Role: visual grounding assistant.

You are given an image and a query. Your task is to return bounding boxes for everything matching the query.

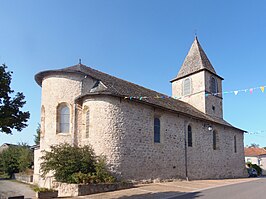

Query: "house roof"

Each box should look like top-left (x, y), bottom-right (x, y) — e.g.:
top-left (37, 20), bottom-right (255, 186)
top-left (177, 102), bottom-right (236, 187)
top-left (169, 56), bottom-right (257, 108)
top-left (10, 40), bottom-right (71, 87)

top-left (35, 64), bottom-right (244, 132)
top-left (171, 37), bottom-right (223, 82)
top-left (0, 143), bottom-right (18, 147)
top-left (244, 147), bottom-right (266, 157)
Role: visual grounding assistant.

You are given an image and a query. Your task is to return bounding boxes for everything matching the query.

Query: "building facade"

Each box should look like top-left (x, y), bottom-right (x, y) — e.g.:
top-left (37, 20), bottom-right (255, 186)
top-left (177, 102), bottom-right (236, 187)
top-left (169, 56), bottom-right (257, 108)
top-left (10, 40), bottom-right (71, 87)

top-left (245, 147), bottom-right (266, 175)
top-left (34, 38), bottom-right (247, 188)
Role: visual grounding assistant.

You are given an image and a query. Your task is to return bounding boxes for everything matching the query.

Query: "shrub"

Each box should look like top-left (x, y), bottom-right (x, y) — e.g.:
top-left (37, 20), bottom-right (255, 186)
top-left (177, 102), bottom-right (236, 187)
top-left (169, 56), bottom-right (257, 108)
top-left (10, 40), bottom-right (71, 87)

top-left (0, 144), bottom-right (33, 178)
top-left (33, 186), bottom-right (56, 192)
top-left (40, 143), bottom-right (116, 184)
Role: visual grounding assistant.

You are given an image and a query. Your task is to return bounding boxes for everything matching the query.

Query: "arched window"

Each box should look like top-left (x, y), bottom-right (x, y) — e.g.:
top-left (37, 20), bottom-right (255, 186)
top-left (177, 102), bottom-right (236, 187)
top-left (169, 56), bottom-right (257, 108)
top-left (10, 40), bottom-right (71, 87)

top-left (85, 110), bottom-right (90, 138)
top-left (57, 104), bottom-right (70, 133)
top-left (234, 135), bottom-right (237, 153)
top-left (41, 106), bottom-right (45, 137)
top-left (188, 125), bottom-right (192, 147)
top-left (210, 76), bottom-right (218, 94)
top-left (154, 117), bottom-right (160, 143)
top-left (213, 131), bottom-right (217, 150)
top-left (183, 78), bottom-right (191, 96)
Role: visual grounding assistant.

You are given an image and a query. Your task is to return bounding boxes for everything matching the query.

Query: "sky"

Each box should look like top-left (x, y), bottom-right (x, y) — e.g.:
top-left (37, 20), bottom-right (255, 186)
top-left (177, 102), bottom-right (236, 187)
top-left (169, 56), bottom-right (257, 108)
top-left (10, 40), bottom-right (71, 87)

top-left (0, 0), bottom-right (265, 147)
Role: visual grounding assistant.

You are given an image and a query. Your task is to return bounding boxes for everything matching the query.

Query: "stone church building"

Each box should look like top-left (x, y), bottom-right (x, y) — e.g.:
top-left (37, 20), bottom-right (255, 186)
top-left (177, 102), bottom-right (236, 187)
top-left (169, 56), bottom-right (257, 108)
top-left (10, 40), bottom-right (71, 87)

top-left (34, 37), bottom-right (246, 187)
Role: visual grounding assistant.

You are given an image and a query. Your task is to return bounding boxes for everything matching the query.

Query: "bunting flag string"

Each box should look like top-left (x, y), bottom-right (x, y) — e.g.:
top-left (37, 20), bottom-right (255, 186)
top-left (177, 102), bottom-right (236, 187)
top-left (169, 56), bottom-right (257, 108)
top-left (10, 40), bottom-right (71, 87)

top-left (123, 85), bottom-right (266, 100)
top-left (245, 130), bottom-right (266, 135)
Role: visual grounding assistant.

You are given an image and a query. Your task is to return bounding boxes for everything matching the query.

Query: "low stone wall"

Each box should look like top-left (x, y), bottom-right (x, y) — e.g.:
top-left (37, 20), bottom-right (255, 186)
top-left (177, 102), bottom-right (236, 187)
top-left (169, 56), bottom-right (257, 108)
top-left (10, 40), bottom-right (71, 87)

top-left (14, 173), bottom-right (33, 184)
top-left (53, 182), bottom-right (134, 197)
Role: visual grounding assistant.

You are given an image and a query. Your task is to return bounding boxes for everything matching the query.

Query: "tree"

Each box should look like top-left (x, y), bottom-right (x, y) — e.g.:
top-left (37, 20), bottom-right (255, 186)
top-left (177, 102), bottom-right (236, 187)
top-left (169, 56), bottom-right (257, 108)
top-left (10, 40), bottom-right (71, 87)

top-left (34, 124), bottom-right (41, 145)
top-left (0, 64), bottom-right (30, 134)
top-left (0, 144), bottom-right (33, 177)
top-left (249, 143), bottom-right (260, 148)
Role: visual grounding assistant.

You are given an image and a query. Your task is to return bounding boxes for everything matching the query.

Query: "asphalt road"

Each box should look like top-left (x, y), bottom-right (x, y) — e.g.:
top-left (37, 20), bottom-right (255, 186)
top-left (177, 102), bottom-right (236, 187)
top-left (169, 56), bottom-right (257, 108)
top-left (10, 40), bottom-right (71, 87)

top-left (175, 177), bottom-right (266, 199)
top-left (0, 179), bottom-right (35, 199)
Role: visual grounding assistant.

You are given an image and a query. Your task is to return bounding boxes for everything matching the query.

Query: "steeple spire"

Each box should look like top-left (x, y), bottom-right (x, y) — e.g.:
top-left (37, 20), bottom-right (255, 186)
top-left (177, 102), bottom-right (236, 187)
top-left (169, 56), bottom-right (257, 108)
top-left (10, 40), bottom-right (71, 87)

top-left (172, 37), bottom-right (219, 82)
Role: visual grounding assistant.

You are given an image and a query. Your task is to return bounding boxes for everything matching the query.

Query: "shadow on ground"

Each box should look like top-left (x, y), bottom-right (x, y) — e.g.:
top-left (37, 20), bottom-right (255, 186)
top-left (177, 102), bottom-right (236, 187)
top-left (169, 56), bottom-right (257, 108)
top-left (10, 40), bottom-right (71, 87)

top-left (117, 191), bottom-right (202, 199)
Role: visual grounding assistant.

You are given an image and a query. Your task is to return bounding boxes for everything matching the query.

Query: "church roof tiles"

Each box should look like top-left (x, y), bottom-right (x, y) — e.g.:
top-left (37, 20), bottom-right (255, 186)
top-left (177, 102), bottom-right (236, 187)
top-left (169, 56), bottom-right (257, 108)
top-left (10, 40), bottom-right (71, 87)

top-left (35, 63), bottom-right (242, 132)
top-left (171, 37), bottom-right (223, 82)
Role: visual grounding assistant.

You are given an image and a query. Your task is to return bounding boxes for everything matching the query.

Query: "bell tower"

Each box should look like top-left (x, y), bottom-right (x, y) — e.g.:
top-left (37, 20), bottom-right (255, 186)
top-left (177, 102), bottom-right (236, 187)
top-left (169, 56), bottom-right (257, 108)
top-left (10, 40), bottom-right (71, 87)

top-left (171, 37), bottom-right (224, 118)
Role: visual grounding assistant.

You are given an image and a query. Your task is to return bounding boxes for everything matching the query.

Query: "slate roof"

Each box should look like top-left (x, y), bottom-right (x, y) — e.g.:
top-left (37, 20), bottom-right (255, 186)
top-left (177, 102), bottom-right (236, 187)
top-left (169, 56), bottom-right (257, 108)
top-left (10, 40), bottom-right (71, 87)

top-left (245, 147), bottom-right (266, 157)
top-left (171, 37), bottom-right (223, 82)
top-left (35, 64), bottom-right (243, 131)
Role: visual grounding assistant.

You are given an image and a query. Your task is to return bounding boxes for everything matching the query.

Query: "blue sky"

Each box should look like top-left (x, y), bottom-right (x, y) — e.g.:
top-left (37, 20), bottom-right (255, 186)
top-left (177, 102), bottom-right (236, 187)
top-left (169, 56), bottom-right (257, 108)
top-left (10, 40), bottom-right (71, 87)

top-left (0, 0), bottom-right (265, 147)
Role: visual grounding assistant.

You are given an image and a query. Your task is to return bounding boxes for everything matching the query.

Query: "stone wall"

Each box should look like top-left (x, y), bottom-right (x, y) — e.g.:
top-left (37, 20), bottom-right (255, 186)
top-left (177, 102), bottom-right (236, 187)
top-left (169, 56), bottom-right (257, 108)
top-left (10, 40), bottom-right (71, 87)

top-left (172, 71), bottom-right (206, 114)
top-left (80, 95), bottom-right (246, 181)
top-left (171, 70), bottom-right (223, 118)
top-left (54, 182), bottom-right (134, 197)
top-left (34, 72), bottom-right (247, 188)
top-left (14, 173), bottom-right (33, 184)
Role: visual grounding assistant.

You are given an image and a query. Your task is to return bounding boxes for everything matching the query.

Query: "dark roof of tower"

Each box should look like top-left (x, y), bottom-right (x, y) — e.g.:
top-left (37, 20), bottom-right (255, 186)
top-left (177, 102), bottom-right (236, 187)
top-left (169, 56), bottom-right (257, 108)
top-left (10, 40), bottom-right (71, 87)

top-left (171, 37), bottom-right (223, 82)
top-left (35, 64), bottom-right (243, 132)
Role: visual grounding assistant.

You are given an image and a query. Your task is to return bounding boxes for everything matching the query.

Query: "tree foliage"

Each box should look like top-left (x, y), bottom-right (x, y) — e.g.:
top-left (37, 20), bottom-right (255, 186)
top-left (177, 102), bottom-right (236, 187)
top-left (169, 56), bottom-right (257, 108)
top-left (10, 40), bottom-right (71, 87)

top-left (249, 143), bottom-right (260, 148)
top-left (40, 143), bottom-right (115, 184)
top-left (34, 124), bottom-right (41, 145)
top-left (0, 64), bottom-right (30, 134)
top-left (0, 144), bottom-right (33, 177)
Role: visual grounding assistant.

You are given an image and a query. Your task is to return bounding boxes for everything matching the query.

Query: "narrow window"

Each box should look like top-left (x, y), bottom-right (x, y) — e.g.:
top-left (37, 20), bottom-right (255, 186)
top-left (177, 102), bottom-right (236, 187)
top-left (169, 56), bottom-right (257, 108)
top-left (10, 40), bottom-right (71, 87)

top-left (210, 77), bottom-right (218, 94)
top-left (154, 118), bottom-right (160, 143)
top-left (188, 125), bottom-right (192, 147)
top-left (234, 135), bottom-right (237, 153)
top-left (213, 131), bottom-right (217, 150)
top-left (41, 106), bottom-right (45, 137)
top-left (85, 110), bottom-right (90, 138)
top-left (183, 78), bottom-right (191, 96)
top-left (59, 105), bottom-right (70, 133)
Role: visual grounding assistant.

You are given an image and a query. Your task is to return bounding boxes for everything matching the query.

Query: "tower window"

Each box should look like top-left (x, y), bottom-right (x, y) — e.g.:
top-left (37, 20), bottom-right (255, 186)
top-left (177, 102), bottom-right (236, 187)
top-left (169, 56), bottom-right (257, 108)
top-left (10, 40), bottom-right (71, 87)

top-left (188, 125), bottom-right (192, 147)
top-left (210, 76), bottom-right (218, 94)
top-left (183, 78), bottom-right (191, 96)
top-left (154, 117), bottom-right (160, 143)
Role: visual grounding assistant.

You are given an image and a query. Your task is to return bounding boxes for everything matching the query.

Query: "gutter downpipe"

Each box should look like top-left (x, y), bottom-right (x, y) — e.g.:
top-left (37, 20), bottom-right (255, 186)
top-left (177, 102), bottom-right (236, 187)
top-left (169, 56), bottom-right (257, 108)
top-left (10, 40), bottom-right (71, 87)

top-left (184, 121), bottom-right (188, 181)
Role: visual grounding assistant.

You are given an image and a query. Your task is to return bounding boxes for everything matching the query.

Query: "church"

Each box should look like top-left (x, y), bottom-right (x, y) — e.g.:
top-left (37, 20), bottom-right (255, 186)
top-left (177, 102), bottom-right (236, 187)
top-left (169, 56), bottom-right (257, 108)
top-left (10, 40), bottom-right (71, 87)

top-left (34, 37), bottom-right (247, 187)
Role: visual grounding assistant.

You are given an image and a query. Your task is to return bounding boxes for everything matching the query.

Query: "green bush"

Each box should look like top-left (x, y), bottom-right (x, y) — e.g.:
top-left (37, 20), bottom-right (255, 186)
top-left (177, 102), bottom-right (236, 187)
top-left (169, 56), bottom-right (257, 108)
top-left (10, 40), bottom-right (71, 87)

top-left (0, 144), bottom-right (33, 178)
top-left (40, 143), bottom-right (116, 184)
top-left (33, 186), bottom-right (56, 192)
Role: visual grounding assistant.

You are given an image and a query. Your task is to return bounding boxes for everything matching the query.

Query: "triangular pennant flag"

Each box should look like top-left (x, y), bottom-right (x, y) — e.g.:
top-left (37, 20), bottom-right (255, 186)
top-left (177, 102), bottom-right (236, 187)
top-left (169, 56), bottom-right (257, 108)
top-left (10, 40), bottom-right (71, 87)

top-left (234, 91), bottom-right (239, 95)
top-left (260, 86), bottom-right (265, 93)
top-left (250, 88), bottom-right (253, 94)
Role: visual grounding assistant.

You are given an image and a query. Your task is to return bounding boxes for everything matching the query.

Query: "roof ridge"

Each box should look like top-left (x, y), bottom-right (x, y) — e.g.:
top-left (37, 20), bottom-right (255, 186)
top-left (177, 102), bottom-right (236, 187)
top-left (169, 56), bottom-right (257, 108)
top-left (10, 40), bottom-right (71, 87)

top-left (75, 64), bottom-right (171, 98)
